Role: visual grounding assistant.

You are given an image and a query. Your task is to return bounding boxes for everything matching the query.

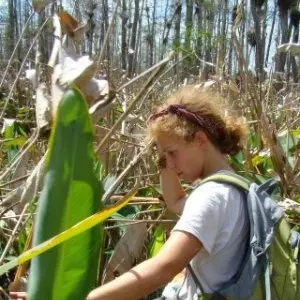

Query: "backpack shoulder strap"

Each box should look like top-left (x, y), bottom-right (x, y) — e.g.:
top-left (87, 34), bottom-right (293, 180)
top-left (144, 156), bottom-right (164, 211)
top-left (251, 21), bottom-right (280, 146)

top-left (188, 171), bottom-right (252, 296)
top-left (200, 170), bottom-right (250, 192)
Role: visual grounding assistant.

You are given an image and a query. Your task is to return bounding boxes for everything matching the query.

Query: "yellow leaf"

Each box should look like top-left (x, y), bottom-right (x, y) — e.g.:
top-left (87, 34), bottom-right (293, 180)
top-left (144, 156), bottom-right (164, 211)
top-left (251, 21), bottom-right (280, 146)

top-left (0, 189), bottom-right (137, 276)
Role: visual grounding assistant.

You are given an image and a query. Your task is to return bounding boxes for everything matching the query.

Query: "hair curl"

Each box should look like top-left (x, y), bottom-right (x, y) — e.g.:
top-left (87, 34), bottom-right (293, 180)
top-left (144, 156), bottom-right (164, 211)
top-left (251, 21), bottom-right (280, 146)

top-left (147, 86), bottom-right (247, 156)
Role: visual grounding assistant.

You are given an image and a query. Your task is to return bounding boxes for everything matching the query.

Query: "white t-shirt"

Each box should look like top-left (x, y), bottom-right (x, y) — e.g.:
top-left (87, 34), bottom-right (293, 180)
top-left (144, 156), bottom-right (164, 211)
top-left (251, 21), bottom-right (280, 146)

top-left (168, 180), bottom-right (249, 299)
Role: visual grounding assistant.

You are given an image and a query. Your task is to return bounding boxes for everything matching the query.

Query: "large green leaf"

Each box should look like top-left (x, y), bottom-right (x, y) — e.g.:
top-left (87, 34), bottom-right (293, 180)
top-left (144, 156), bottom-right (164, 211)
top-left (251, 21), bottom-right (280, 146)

top-left (0, 190), bottom-right (136, 277)
top-left (28, 87), bottom-right (104, 300)
top-left (148, 224), bottom-right (165, 258)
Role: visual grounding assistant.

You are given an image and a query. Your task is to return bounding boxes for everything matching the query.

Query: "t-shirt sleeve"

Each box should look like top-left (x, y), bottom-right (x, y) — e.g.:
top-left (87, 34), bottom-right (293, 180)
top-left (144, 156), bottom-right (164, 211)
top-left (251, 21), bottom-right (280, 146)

top-left (173, 182), bottom-right (225, 254)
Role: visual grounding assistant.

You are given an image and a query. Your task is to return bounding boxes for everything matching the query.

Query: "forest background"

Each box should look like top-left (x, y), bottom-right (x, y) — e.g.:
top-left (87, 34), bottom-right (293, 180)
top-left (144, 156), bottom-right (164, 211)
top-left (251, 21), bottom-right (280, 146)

top-left (0, 0), bottom-right (299, 299)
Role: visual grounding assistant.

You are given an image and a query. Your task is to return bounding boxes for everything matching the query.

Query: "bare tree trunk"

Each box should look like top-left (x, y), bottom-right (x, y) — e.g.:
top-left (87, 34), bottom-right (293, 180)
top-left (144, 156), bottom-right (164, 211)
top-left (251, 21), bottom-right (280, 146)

top-left (145, 3), bottom-right (150, 68)
top-left (102, 0), bottom-right (110, 64)
top-left (240, 3), bottom-right (246, 72)
top-left (215, 0), bottom-right (222, 76)
top-left (127, 0), bottom-right (132, 52)
top-left (74, 0), bottom-right (83, 55)
top-left (127, 0), bottom-right (139, 77)
top-left (5, 0), bottom-right (16, 60)
top-left (265, 0), bottom-right (277, 67)
top-left (250, 0), bottom-right (264, 79)
top-left (195, 1), bottom-right (202, 62)
top-left (111, 14), bottom-right (117, 67)
top-left (173, 0), bottom-right (182, 50)
top-left (161, 0), bottom-right (182, 60)
top-left (15, 0), bottom-right (22, 63)
top-left (0, 33), bottom-right (3, 60)
top-left (145, 2), bottom-right (154, 68)
top-left (227, 2), bottom-right (233, 76)
top-left (276, 7), bottom-right (289, 72)
top-left (74, 0), bottom-right (82, 21)
top-left (202, 1), bottom-right (214, 80)
top-left (160, 0), bottom-right (170, 59)
top-left (121, 0), bottom-right (128, 70)
top-left (38, 9), bottom-right (48, 64)
top-left (219, 0), bottom-right (228, 76)
top-left (99, 4), bottom-right (105, 53)
top-left (151, 0), bottom-right (157, 66)
top-left (86, 1), bottom-right (96, 57)
top-left (290, 15), bottom-right (299, 82)
top-left (135, 0), bottom-right (145, 73)
top-left (173, 0), bottom-right (182, 82)
top-left (48, 1), bottom-right (57, 57)
top-left (185, 0), bottom-right (193, 52)
top-left (23, 0), bottom-right (31, 59)
top-left (183, 0), bottom-right (193, 77)
top-left (261, 1), bottom-right (267, 67)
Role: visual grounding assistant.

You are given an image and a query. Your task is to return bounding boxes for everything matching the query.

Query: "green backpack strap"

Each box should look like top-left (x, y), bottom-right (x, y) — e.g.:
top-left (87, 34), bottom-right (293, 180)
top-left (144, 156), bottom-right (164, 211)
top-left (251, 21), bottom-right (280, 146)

top-left (200, 171), bottom-right (250, 192)
top-left (200, 171), bottom-right (273, 300)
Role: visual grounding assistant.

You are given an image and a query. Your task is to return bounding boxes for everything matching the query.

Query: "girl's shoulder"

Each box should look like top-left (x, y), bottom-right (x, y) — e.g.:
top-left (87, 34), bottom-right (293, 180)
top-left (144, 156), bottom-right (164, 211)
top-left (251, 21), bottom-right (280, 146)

top-left (188, 180), bottom-right (245, 207)
top-left (192, 180), bottom-right (240, 196)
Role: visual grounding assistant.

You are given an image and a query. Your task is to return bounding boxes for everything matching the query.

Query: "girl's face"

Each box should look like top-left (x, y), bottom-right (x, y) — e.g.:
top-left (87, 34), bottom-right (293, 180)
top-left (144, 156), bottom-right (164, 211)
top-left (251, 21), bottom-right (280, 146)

top-left (156, 133), bottom-right (205, 183)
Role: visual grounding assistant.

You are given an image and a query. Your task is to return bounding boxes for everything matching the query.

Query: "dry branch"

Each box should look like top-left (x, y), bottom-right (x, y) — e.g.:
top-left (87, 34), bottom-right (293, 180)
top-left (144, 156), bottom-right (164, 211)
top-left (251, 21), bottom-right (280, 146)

top-left (232, 29), bottom-right (296, 196)
top-left (96, 53), bottom-right (173, 154)
top-left (0, 203), bottom-right (29, 264)
top-left (103, 140), bottom-right (154, 203)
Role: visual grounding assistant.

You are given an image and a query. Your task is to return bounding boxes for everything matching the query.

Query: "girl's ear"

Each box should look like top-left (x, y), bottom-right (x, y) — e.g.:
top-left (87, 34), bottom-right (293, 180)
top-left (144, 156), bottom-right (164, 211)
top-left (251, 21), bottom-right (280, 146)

top-left (194, 130), bottom-right (209, 147)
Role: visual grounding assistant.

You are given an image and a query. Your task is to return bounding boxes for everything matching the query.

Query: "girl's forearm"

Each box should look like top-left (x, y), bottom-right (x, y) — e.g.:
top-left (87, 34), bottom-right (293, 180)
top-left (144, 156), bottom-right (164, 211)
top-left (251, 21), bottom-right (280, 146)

top-left (86, 257), bottom-right (177, 300)
top-left (160, 169), bottom-right (186, 214)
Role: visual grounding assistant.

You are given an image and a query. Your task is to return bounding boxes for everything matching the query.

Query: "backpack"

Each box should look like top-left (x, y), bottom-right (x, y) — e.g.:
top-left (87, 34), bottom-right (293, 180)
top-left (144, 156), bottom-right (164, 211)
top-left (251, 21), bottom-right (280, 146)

top-left (188, 171), bottom-right (300, 300)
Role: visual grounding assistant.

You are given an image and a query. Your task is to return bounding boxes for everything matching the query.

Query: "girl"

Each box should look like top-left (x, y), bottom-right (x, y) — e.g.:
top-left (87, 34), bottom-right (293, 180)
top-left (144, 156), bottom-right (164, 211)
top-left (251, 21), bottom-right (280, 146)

top-left (10, 87), bottom-right (249, 300)
top-left (86, 87), bottom-right (249, 300)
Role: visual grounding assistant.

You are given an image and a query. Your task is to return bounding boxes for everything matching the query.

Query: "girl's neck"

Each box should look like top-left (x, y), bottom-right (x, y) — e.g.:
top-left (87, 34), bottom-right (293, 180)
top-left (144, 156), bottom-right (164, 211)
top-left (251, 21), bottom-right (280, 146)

top-left (201, 148), bottom-right (233, 179)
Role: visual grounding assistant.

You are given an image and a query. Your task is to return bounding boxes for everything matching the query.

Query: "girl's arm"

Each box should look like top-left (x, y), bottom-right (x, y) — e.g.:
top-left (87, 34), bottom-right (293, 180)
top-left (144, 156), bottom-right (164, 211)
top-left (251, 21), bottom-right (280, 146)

top-left (86, 230), bottom-right (202, 300)
top-left (160, 168), bottom-right (186, 214)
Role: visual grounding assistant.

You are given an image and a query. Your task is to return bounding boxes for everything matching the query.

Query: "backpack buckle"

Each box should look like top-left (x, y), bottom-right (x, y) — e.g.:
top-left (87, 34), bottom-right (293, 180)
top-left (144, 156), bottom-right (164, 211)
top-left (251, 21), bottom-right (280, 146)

top-left (289, 230), bottom-right (300, 263)
top-left (295, 239), bottom-right (300, 264)
top-left (253, 245), bottom-right (265, 257)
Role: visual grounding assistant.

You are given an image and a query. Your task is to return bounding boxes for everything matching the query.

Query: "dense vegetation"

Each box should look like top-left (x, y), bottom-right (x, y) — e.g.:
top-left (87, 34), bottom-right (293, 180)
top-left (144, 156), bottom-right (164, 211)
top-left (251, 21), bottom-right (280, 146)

top-left (0, 0), bottom-right (299, 298)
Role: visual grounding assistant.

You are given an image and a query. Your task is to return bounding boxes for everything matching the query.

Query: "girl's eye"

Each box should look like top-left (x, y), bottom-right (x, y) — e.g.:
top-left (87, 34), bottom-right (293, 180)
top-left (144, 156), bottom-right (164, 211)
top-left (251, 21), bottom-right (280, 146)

top-left (168, 150), bottom-right (176, 157)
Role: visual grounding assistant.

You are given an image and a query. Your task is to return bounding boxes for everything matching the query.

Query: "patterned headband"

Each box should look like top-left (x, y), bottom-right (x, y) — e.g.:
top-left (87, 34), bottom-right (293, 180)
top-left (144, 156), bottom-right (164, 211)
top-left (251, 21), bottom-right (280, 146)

top-left (147, 104), bottom-right (225, 144)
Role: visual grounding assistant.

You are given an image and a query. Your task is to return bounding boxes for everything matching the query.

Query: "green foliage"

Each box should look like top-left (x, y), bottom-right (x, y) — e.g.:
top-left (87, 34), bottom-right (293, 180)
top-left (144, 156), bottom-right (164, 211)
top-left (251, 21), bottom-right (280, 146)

top-left (27, 88), bottom-right (104, 300)
top-left (229, 152), bottom-right (245, 173)
top-left (2, 120), bottom-right (27, 163)
top-left (148, 224), bottom-right (165, 258)
top-left (137, 185), bottom-right (162, 198)
top-left (16, 106), bottom-right (35, 123)
top-left (278, 129), bottom-right (300, 166)
top-left (17, 230), bottom-right (27, 255)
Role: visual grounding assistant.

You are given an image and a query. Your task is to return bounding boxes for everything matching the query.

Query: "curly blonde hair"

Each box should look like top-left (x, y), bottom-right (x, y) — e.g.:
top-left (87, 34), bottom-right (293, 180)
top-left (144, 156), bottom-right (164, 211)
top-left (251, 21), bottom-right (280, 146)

top-left (147, 86), bottom-right (247, 156)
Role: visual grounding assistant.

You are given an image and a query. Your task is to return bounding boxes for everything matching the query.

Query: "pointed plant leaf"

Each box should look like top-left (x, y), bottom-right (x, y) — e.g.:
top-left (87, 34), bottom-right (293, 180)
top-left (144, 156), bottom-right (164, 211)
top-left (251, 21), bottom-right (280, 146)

top-left (4, 136), bottom-right (27, 148)
top-left (0, 189), bottom-right (136, 277)
top-left (28, 87), bottom-right (103, 300)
